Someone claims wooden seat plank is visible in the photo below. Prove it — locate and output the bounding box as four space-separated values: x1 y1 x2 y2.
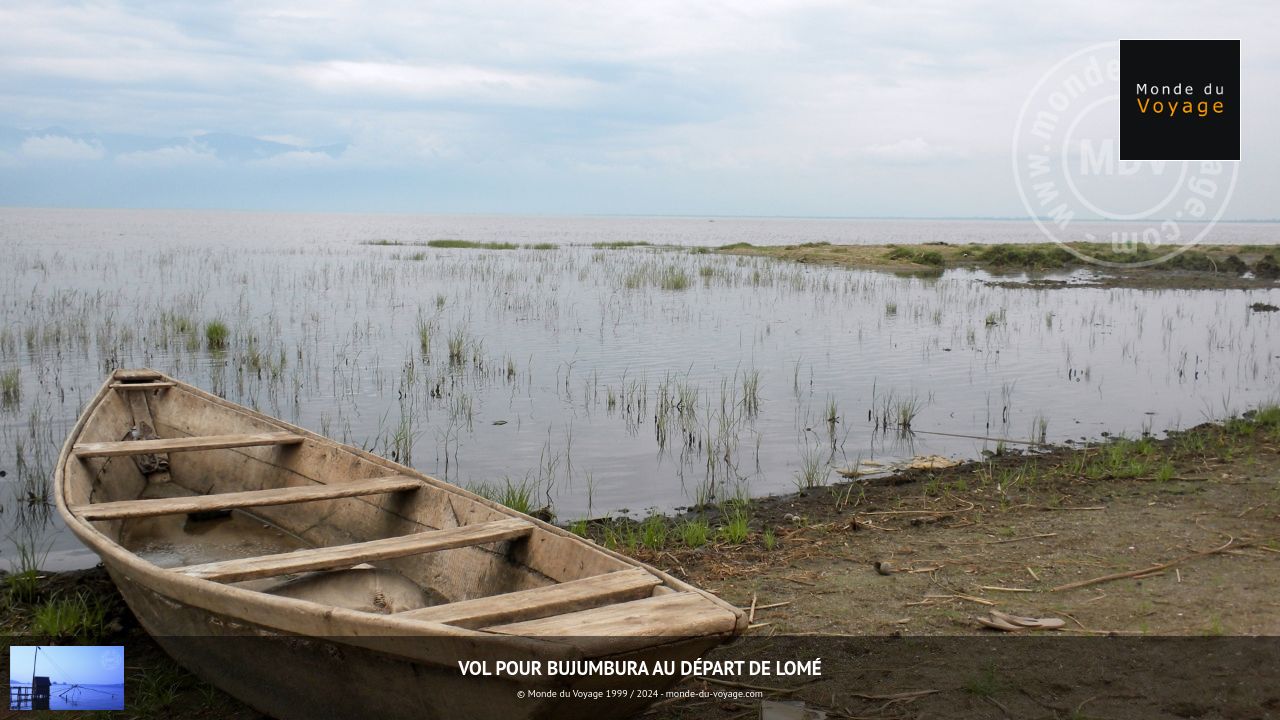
114 369 163 382
110 381 177 389
176 518 534 583
398 568 661 628
72 475 424 520
482 592 737 642
73 431 303 458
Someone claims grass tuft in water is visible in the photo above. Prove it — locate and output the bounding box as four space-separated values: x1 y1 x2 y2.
1 367 19 408
470 477 537 515
659 267 691 291
795 443 829 489
204 320 230 349
591 240 652 249
426 239 519 250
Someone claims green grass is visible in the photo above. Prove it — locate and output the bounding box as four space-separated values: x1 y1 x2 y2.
718 503 750 544
447 328 467 365
426 239 519 250
762 527 778 551
1083 436 1158 480
1255 253 1280 279
717 242 754 250
601 523 640 552
794 444 829 490
977 244 1073 269
361 239 413 246
6 532 52 604
204 320 229 349
677 517 710 548
132 664 190 717
1225 403 1280 437
1 367 19 407
416 317 433 355
591 240 652 249
31 592 111 641
5 569 41 604
162 312 196 334
659 267 691 290
525 242 558 250
885 246 945 267
639 515 669 551
469 478 536 515
741 370 761 415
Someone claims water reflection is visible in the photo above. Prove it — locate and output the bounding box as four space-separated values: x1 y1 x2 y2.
1 209 1277 569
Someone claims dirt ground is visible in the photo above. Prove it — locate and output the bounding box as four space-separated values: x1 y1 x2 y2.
657 437 1280 638
633 416 1280 719
4 415 1278 719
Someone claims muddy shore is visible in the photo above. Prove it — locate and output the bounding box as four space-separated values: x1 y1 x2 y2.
4 407 1278 719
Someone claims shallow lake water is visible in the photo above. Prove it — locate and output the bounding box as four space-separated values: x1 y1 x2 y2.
2 209 1277 569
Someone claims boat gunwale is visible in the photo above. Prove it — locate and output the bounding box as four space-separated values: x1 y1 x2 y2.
54 369 746 660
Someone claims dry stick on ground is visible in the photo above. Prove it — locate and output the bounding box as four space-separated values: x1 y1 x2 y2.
923 593 996 606
1051 537 1248 592
850 689 941 702
739 601 790 612
695 677 799 694
1237 502 1268 518
953 532 1057 546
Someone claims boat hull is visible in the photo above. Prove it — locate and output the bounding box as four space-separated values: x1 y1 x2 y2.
109 562 720 720
57 371 742 720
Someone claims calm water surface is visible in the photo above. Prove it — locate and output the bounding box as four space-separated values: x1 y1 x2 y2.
1 209 1277 568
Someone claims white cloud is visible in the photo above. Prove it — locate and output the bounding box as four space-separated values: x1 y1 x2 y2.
255 134 309 146
115 145 220 167
0 1 1277 215
248 150 335 168
20 134 104 160
860 138 967 164
292 61 599 107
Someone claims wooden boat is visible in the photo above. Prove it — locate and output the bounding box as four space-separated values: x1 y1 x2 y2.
55 369 745 719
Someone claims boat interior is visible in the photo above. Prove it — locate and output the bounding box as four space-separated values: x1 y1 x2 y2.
62 370 739 641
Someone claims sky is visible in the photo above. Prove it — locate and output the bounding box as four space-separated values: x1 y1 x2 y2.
0 1 1277 217
9 645 124 685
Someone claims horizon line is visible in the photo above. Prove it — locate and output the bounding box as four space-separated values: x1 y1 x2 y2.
2 206 1277 224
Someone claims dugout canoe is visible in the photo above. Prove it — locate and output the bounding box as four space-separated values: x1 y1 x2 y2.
55 369 746 720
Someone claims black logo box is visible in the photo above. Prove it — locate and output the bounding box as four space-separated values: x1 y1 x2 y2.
1120 39 1240 161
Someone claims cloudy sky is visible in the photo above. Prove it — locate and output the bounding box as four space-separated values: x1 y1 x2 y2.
1 1 1277 217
